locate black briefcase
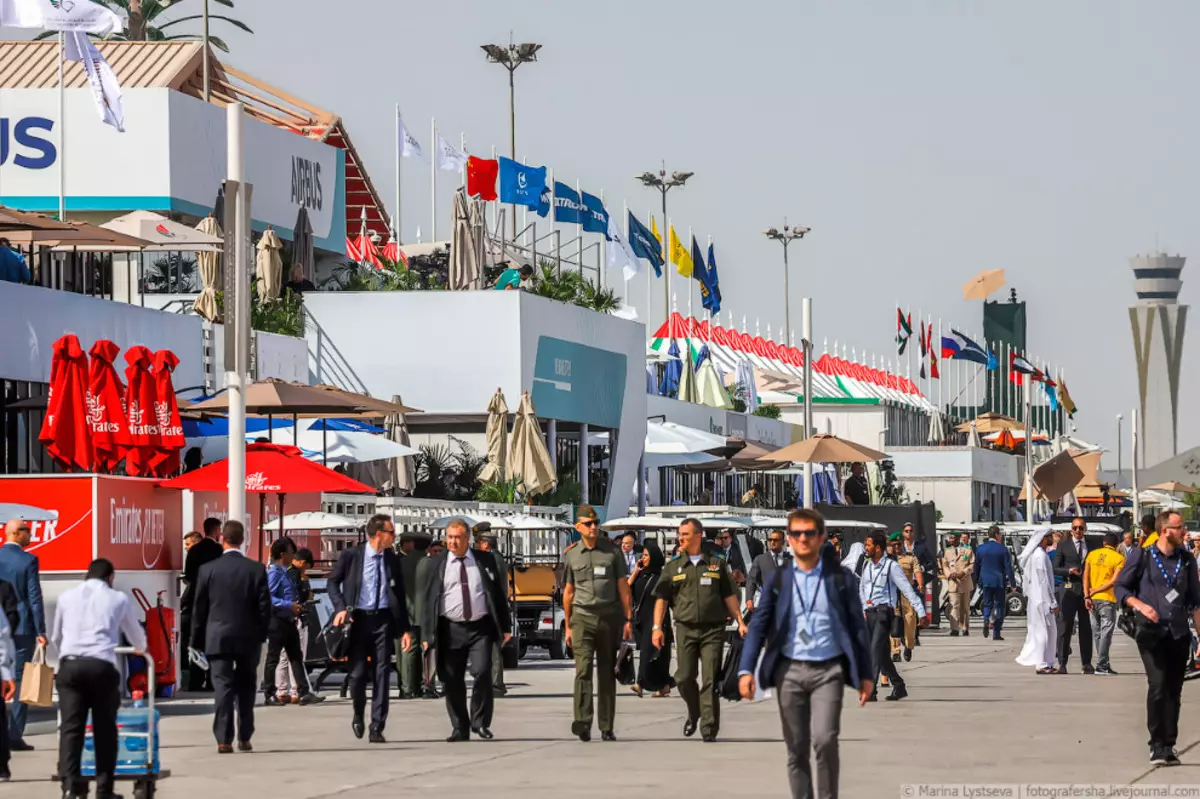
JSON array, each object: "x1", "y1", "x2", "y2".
[
  {"x1": 615, "y1": 641, "x2": 636, "y2": 685},
  {"x1": 321, "y1": 618, "x2": 353, "y2": 662}
]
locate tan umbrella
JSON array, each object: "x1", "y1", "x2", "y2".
[
  {"x1": 677, "y1": 346, "x2": 698, "y2": 403},
  {"x1": 255, "y1": 228, "x2": 284, "y2": 302},
  {"x1": 696, "y1": 360, "x2": 733, "y2": 409},
  {"x1": 1149, "y1": 481, "x2": 1197, "y2": 495},
  {"x1": 468, "y1": 194, "x2": 486, "y2": 288},
  {"x1": 311, "y1": 385, "x2": 420, "y2": 417},
  {"x1": 190, "y1": 378, "x2": 371, "y2": 415},
  {"x1": 962, "y1": 268, "x2": 1005, "y2": 301},
  {"x1": 193, "y1": 215, "x2": 223, "y2": 321},
  {"x1": 759, "y1": 433, "x2": 888, "y2": 464},
  {"x1": 383, "y1": 393, "x2": 415, "y2": 495},
  {"x1": 509, "y1": 391, "x2": 557, "y2": 496},
  {"x1": 955, "y1": 411, "x2": 1021, "y2": 434},
  {"x1": 479, "y1": 389, "x2": 509, "y2": 483},
  {"x1": 450, "y1": 188, "x2": 482, "y2": 291}
]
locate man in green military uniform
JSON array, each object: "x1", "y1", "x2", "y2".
[
  {"x1": 475, "y1": 524, "x2": 509, "y2": 695},
  {"x1": 396, "y1": 532, "x2": 427, "y2": 698},
  {"x1": 562, "y1": 504, "x2": 632, "y2": 742},
  {"x1": 653, "y1": 518, "x2": 747, "y2": 743}
]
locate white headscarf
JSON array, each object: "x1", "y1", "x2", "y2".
[
  {"x1": 840, "y1": 541, "x2": 865, "y2": 570},
  {"x1": 1017, "y1": 526, "x2": 1051, "y2": 570}
]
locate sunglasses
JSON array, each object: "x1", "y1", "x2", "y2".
[
  {"x1": 1071, "y1": 526, "x2": 1085, "y2": 531},
  {"x1": 787, "y1": 528, "x2": 822, "y2": 539},
  {"x1": 579, "y1": 520, "x2": 598, "y2": 527}
]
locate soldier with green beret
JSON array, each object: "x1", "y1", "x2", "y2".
[
  {"x1": 652, "y1": 517, "x2": 748, "y2": 743},
  {"x1": 562, "y1": 503, "x2": 632, "y2": 742}
]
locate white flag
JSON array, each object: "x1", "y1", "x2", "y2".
[
  {"x1": 64, "y1": 31, "x2": 123, "y2": 131},
  {"x1": 1, "y1": 0, "x2": 124, "y2": 34},
  {"x1": 607, "y1": 212, "x2": 641, "y2": 282},
  {"x1": 435, "y1": 132, "x2": 467, "y2": 172},
  {"x1": 397, "y1": 116, "x2": 423, "y2": 159}
]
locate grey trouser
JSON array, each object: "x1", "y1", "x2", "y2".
[
  {"x1": 775, "y1": 657, "x2": 845, "y2": 799},
  {"x1": 1090, "y1": 599, "x2": 1117, "y2": 670}
]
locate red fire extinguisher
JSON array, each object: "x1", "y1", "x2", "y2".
[{"x1": 131, "y1": 588, "x2": 177, "y2": 695}]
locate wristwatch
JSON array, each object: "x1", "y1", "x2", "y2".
[{"x1": 652, "y1": 624, "x2": 662, "y2": 631}]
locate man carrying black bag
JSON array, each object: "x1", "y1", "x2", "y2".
[{"x1": 1116, "y1": 510, "x2": 1200, "y2": 767}]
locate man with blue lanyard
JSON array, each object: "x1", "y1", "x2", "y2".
[{"x1": 859, "y1": 531, "x2": 928, "y2": 701}]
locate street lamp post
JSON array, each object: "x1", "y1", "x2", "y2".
[
  {"x1": 764, "y1": 221, "x2": 810, "y2": 342},
  {"x1": 1116, "y1": 413, "x2": 1123, "y2": 482},
  {"x1": 637, "y1": 164, "x2": 693, "y2": 324},
  {"x1": 482, "y1": 38, "x2": 542, "y2": 240}
]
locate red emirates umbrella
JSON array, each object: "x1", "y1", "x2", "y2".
[
  {"x1": 39, "y1": 334, "x2": 92, "y2": 471},
  {"x1": 160, "y1": 443, "x2": 375, "y2": 561},
  {"x1": 123, "y1": 345, "x2": 158, "y2": 477},
  {"x1": 86, "y1": 339, "x2": 131, "y2": 472},
  {"x1": 149, "y1": 349, "x2": 184, "y2": 478}
]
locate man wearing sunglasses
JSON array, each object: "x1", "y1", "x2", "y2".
[
  {"x1": 745, "y1": 530, "x2": 791, "y2": 612},
  {"x1": 1052, "y1": 518, "x2": 1094, "y2": 674}
]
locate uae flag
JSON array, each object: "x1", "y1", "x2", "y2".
[
  {"x1": 896, "y1": 308, "x2": 912, "y2": 355},
  {"x1": 1010, "y1": 352, "x2": 1037, "y2": 384}
]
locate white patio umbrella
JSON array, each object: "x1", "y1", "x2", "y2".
[
  {"x1": 927, "y1": 411, "x2": 947, "y2": 444},
  {"x1": 264, "y1": 512, "x2": 360, "y2": 532},
  {"x1": 505, "y1": 514, "x2": 573, "y2": 530},
  {"x1": 735, "y1": 359, "x2": 759, "y2": 412},
  {"x1": 192, "y1": 214, "x2": 222, "y2": 321},
  {"x1": 509, "y1": 392, "x2": 557, "y2": 496},
  {"x1": 479, "y1": 389, "x2": 510, "y2": 483},
  {"x1": 590, "y1": 421, "x2": 726, "y2": 456},
  {"x1": 0, "y1": 503, "x2": 57, "y2": 522},
  {"x1": 254, "y1": 419, "x2": 418, "y2": 465},
  {"x1": 967, "y1": 419, "x2": 982, "y2": 448},
  {"x1": 601, "y1": 516, "x2": 685, "y2": 531},
  {"x1": 255, "y1": 228, "x2": 284, "y2": 302},
  {"x1": 427, "y1": 514, "x2": 514, "y2": 531}
]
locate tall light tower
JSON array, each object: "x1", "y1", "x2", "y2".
[
  {"x1": 481, "y1": 38, "x2": 542, "y2": 239},
  {"x1": 764, "y1": 221, "x2": 810, "y2": 341},
  {"x1": 636, "y1": 165, "x2": 693, "y2": 325},
  {"x1": 1129, "y1": 253, "x2": 1188, "y2": 465}
]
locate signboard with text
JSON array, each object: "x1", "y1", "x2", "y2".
[{"x1": 191, "y1": 491, "x2": 321, "y2": 563}]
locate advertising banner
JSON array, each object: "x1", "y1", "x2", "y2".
[
  {"x1": 0, "y1": 476, "x2": 94, "y2": 572},
  {"x1": 96, "y1": 476, "x2": 181, "y2": 572},
  {"x1": 191, "y1": 490, "x2": 322, "y2": 562}
]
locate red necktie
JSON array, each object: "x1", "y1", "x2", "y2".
[{"x1": 459, "y1": 557, "x2": 473, "y2": 621}]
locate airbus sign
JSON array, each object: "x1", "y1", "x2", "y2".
[{"x1": 0, "y1": 116, "x2": 56, "y2": 169}]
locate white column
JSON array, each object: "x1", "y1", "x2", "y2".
[
  {"x1": 802, "y1": 297, "x2": 813, "y2": 509},
  {"x1": 226, "y1": 103, "x2": 247, "y2": 529}
]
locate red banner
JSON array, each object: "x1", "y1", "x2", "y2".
[
  {"x1": 190, "y1": 491, "x2": 322, "y2": 563},
  {"x1": 95, "y1": 477, "x2": 182, "y2": 572},
  {"x1": 0, "y1": 476, "x2": 94, "y2": 572}
]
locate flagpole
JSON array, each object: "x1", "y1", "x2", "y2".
[
  {"x1": 460, "y1": 132, "x2": 467, "y2": 189},
  {"x1": 576, "y1": 179, "x2": 584, "y2": 278},
  {"x1": 686, "y1": 226, "x2": 694, "y2": 322},
  {"x1": 394, "y1": 105, "x2": 402, "y2": 244},
  {"x1": 58, "y1": 31, "x2": 65, "y2": 220},
  {"x1": 430, "y1": 117, "x2": 438, "y2": 241},
  {"x1": 599, "y1": 188, "x2": 606, "y2": 290}
]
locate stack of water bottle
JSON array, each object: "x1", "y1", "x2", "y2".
[{"x1": 81, "y1": 691, "x2": 160, "y2": 777}]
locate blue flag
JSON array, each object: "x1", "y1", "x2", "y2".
[
  {"x1": 553, "y1": 182, "x2": 583, "y2": 224},
  {"x1": 537, "y1": 185, "x2": 551, "y2": 217},
  {"x1": 582, "y1": 192, "x2": 609, "y2": 237},
  {"x1": 627, "y1": 211, "x2": 664, "y2": 277},
  {"x1": 692, "y1": 238, "x2": 722, "y2": 314},
  {"x1": 498, "y1": 156, "x2": 547, "y2": 210}
]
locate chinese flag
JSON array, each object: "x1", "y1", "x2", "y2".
[{"x1": 467, "y1": 156, "x2": 498, "y2": 201}]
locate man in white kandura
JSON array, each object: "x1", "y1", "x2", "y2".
[{"x1": 1016, "y1": 528, "x2": 1061, "y2": 675}]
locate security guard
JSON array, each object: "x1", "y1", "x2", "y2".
[
  {"x1": 887, "y1": 533, "x2": 922, "y2": 662},
  {"x1": 939, "y1": 532, "x2": 974, "y2": 636},
  {"x1": 562, "y1": 504, "x2": 632, "y2": 742},
  {"x1": 652, "y1": 518, "x2": 747, "y2": 742}
]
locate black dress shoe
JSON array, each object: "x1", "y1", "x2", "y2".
[
  {"x1": 865, "y1": 693, "x2": 878, "y2": 702},
  {"x1": 886, "y1": 684, "x2": 909, "y2": 701},
  {"x1": 369, "y1": 728, "x2": 387, "y2": 744},
  {"x1": 237, "y1": 740, "x2": 253, "y2": 752},
  {"x1": 949, "y1": 630, "x2": 960, "y2": 637},
  {"x1": 446, "y1": 729, "x2": 470, "y2": 743},
  {"x1": 217, "y1": 744, "x2": 233, "y2": 754},
  {"x1": 601, "y1": 731, "x2": 616, "y2": 742},
  {"x1": 264, "y1": 695, "x2": 284, "y2": 707},
  {"x1": 702, "y1": 734, "x2": 717, "y2": 743},
  {"x1": 10, "y1": 739, "x2": 33, "y2": 752},
  {"x1": 963, "y1": 630, "x2": 970, "y2": 636},
  {"x1": 472, "y1": 726, "x2": 494, "y2": 740},
  {"x1": 1082, "y1": 664, "x2": 1095, "y2": 675},
  {"x1": 352, "y1": 716, "x2": 365, "y2": 739},
  {"x1": 571, "y1": 721, "x2": 591, "y2": 742},
  {"x1": 992, "y1": 635, "x2": 1004, "y2": 641},
  {"x1": 683, "y1": 717, "x2": 698, "y2": 738}
]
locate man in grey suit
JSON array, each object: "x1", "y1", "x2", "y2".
[
  {"x1": 744, "y1": 529, "x2": 791, "y2": 612},
  {"x1": 0, "y1": 519, "x2": 46, "y2": 750}
]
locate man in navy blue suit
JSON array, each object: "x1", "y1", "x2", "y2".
[
  {"x1": 972, "y1": 525, "x2": 1014, "y2": 641},
  {"x1": 738, "y1": 509, "x2": 873, "y2": 799},
  {"x1": 0, "y1": 519, "x2": 46, "y2": 750}
]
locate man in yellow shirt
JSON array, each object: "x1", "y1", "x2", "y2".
[{"x1": 1083, "y1": 532, "x2": 1126, "y2": 676}]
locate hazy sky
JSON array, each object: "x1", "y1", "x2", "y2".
[{"x1": 216, "y1": 0, "x2": 1200, "y2": 465}]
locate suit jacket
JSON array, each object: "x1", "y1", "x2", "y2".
[
  {"x1": 972, "y1": 540, "x2": 1014, "y2": 590},
  {"x1": 1052, "y1": 536, "x2": 1090, "y2": 596},
  {"x1": 746, "y1": 551, "x2": 791, "y2": 600},
  {"x1": 398, "y1": 551, "x2": 421, "y2": 624},
  {"x1": 327, "y1": 543, "x2": 412, "y2": 638},
  {"x1": 739, "y1": 548, "x2": 873, "y2": 690},
  {"x1": 420, "y1": 549, "x2": 511, "y2": 649},
  {"x1": 181, "y1": 537, "x2": 222, "y2": 615},
  {"x1": 0, "y1": 543, "x2": 45, "y2": 637},
  {"x1": 191, "y1": 551, "x2": 271, "y2": 657}
]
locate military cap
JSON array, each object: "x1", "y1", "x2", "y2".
[{"x1": 577, "y1": 503, "x2": 599, "y2": 521}]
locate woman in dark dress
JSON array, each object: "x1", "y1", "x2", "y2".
[{"x1": 630, "y1": 540, "x2": 674, "y2": 697}]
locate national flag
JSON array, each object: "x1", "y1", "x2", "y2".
[
  {"x1": 581, "y1": 192, "x2": 609, "y2": 236},
  {"x1": 669, "y1": 225, "x2": 692, "y2": 278},
  {"x1": 627, "y1": 212, "x2": 663, "y2": 277},
  {"x1": 701, "y1": 241, "x2": 723, "y2": 315},
  {"x1": 434, "y1": 132, "x2": 467, "y2": 172},
  {"x1": 651, "y1": 216, "x2": 663, "y2": 257},
  {"x1": 498, "y1": 156, "x2": 547, "y2": 211},
  {"x1": 896, "y1": 309, "x2": 912, "y2": 355},
  {"x1": 1010, "y1": 352, "x2": 1037, "y2": 384},
  {"x1": 553, "y1": 182, "x2": 583, "y2": 225},
  {"x1": 466, "y1": 156, "x2": 498, "y2": 201},
  {"x1": 2, "y1": 0, "x2": 124, "y2": 34},
  {"x1": 63, "y1": 31, "x2": 123, "y2": 131},
  {"x1": 928, "y1": 323, "x2": 939, "y2": 379},
  {"x1": 1057, "y1": 379, "x2": 1077, "y2": 418},
  {"x1": 1045, "y1": 380, "x2": 1059, "y2": 412},
  {"x1": 690, "y1": 236, "x2": 721, "y2": 315},
  {"x1": 941, "y1": 329, "x2": 996, "y2": 369},
  {"x1": 397, "y1": 116, "x2": 423, "y2": 159},
  {"x1": 919, "y1": 323, "x2": 928, "y2": 379},
  {"x1": 607, "y1": 213, "x2": 641, "y2": 281}
]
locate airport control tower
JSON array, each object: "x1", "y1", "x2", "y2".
[{"x1": 1129, "y1": 253, "x2": 1189, "y2": 465}]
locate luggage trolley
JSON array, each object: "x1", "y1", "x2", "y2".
[{"x1": 51, "y1": 647, "x2": 171, "y2": 799}]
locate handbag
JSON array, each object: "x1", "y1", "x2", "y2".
[
  {"x1": 615, "y1": 641, "x2": 636, "y2": 686},
  {"x1": 1119, "y1": 548, "x2": 1150, "y2": 642},
  {"x1": 18, "y1": 642, "x2": 54, "y2": 708},
  {"x1": 321, "y1": 617, "x2": 353, "y2": 662}
]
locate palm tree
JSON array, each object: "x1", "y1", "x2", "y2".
[{"x1": 38, "y1": 0, "x2": 252, "y2": 52}]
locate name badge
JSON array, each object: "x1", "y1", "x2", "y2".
[
  {"x1": 703, "y1": 572, "x2": 720, "y2": 579},
  {"x1": 672, "y1": 574, "x2": 688, "y2": 582},
  {"x1": 797, "y1": 629, "x2": 812, "y2": 645},
  {"x1": 1166, "y1": 588, "x2": 1180, "y2": 603},
  {"x1": 700, "y1": 577, "x2": 713, "y2": 586},
  {"x1": 593, "y1": 566, "x2": 607, "y2": 576}
]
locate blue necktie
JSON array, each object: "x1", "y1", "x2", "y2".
[{"x1": 374, "y1": 556, "x2": 384, "y2": 610}]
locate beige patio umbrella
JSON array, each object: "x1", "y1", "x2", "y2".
[
  {"x1": 509, "y1": 391, "x2": 557, "y2": 496},
  {"x1": 1149, "y1": 481, "x2": 1197, "y2": 495},
  {"x1": 677, "y1": 345, "x2": 698, "y2": 403},
  {"x1": 759, "y1": 433, "x2": 888, "y2": 464},
  {"x1": 955, "y1": 411, "x2": 1021, "y2": 434},
  {"x1": 962, "y1": 268, "x2": 1005, "y2": 301},
  {"x1": 193, "y1": 215, "x2": 222, "y2": 321},
  {"x1": 256, "y1": 227, "x2": 284, "y2": 302},
  {"x1": 696, "y1": 359, "x2": 733, "y2": 409},
  {"x1": 383, "y1": 393, "x2": 415, "y2": 495},
  {"x1": 449, "y1": 188, "x2": 482, "y2": 290},
  {"x1": 479, "y1": 389, "x2": 509, "y2": 483}
]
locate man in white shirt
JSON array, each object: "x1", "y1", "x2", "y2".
[
  {"x1": 52, "y1": 558, "x2": 146, "y2": 799},
  {"x1": 619, "y1": 534, "x2": 639, "y2": 576}
]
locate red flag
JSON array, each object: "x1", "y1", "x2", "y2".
[
  {"x1": 39, "y1": 334, "x2": 92, "y2": 471},
  {"x1": 124, "y1": 345, "x2": 159, "y2": 477},
  {"x1": 467, "y1": 156, "x2": 499, "y2": 201},
  {"x1": 86, "y1": 339, "x2": 130, "y2": 472},
  {"x1": 149, "y1": 349, "x2": 185, "y2": 477},
  {"x1": 928, "y1": 323, "x2": 939, "y2": 379}
]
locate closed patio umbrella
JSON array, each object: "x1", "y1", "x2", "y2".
[
  {"x1": 479, "y1": 389, "x2": 509, "y2": 483},
  {"x1": 509, "y1": 392, "x2": 557, "y2": 497},
  {"x1": 696, "y1": 359, "x2": 732, "y2": 409},
  {"x1": 192, "y1": 215, "x2": 222, "y2": 321},
  {"x1": 677, "y1": 343, "x2": 698, "y2": 403},
  {"x1": 291, "y1": 206, "x2": 314, "y2": 281},
  {"x1": 256, "y1": 228, "x2": 284, "y2": 302},
  {"x1": 383, "y1": 394, "x2": 415, "y2": 495},
  {"x1": 450, "y1": 188, "x2": 482, "y2": 290}
]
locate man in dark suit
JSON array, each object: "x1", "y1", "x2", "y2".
[
  {"x1": 1053, "y1": 517, "x2": 1094, "y2": 673},
  {"x1": 0, "y1": 519, "x2": 46, "y2": 750},
  {"x1": 744, "y1": 529, "x2": 791, "y2": 611},
  {"x1": 396, "y1": 533, "x2": 426, "y2": 699},
  {"x1": 190, "y1": 520, "x2": 271, "y2": 754},
  {"x1": 328, "y1": 514, "x2": 412, "y2": 744},
  {"x1": 421, "y1": 519, "x2": 511, "y2": 741},
  {"x1": 181, "y1": 517, "x2": 223, "y2": 692},
  {"x1": 972, "y1": 525, "x2": 1014, "y2": 640}
]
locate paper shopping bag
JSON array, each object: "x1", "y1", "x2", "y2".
[{"x1": 19, "y1": 643, "x2": 54, "y2": 707}]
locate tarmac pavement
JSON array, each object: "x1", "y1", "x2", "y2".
[{"x1": 4, "y1": 622, "x2": 1200, "y2": 798}]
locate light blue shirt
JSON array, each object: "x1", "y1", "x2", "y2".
[
  {"x1": 356, "y1": 543, "x2": 387, "y2": 611},
  {"x1": 267, "y1": 563, "x2": 297, "y2": 611},
  {"x1": 859, "y1": 557, "x2": 926, "y2": 616},
  {"x1": 782, "y1": 560, "x2": 842, "y2": 662}
]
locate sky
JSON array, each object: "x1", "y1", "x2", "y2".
[{"x1": 211, "y1": 0, "x2": 1200, "y2": 466}]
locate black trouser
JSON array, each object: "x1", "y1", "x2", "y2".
[
  {"x1": 1139, "y1": 632, "x2": 1191, "y2": 748},
  {"x1": 349, "y1": 610, "x2": 395, "y2": 731},
  {"x1": 210, "y1": 654, "x2": 258, "y2": 746},
  {"x1": 261, "y1": 613, "x2": 310, "y2": 697},
  {"x1": 180, "y1": 613, "x2": 211, "y2": 691},
  {"x1": 437, "y1": 616, "x2": 494, "y2": 733},
  {"x1": 1057, "y1": 588, "x2": 1093, "y2": 668},
  {"x1": 865, "y1": 607, "x2": 903, "y2": 691},
  {"x1": 0, "y1": 685, "x2": 9, "y2": 775},
  {"x1": 57, "y1": 657, "x2": 120, "y2": 797}
]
